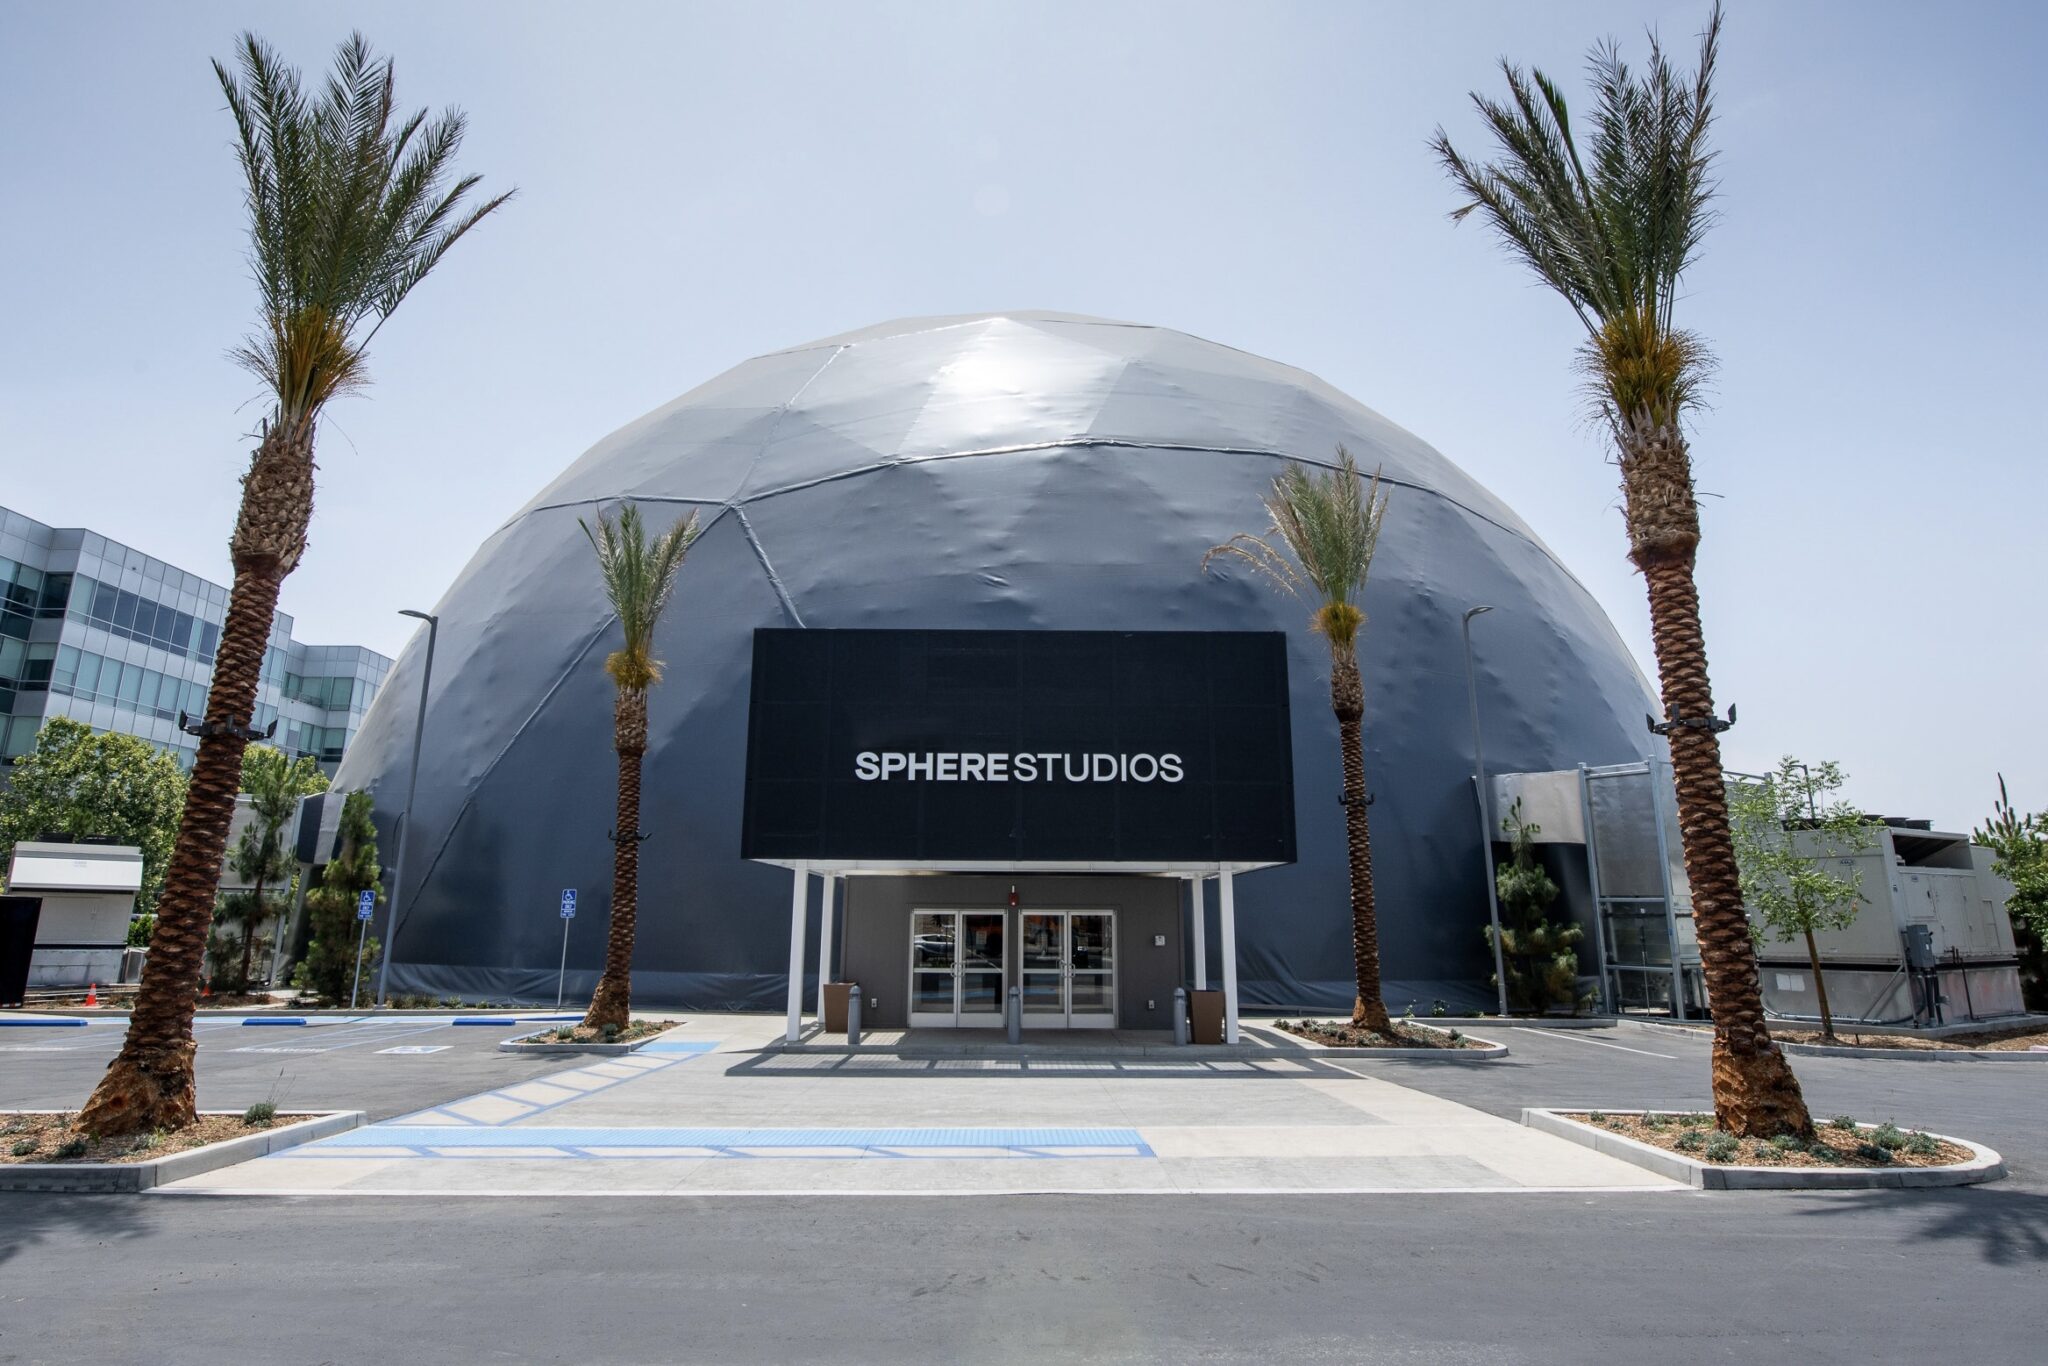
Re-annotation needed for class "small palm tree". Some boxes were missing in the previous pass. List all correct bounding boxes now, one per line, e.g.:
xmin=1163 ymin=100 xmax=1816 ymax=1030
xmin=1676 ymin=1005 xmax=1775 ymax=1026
xmin=80 ymin=33 xmax=509 ymax=1137
xmin=1432 ymin=3 xmax=1813 ymax=1136
xmin=581 ymin=503 xmax=702 ymax=1031
xmin=1206 ymin=447 xmax=1396 ymax=1034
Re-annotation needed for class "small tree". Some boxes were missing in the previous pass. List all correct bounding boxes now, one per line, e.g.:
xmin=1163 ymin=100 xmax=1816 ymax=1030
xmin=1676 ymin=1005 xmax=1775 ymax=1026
xmin=1488 ymin=799 xmax=1595 ymax=1016
xmin=0 ymin=717 xmax=187 ymax=915
xmin=235 ymin=744 xmax=327 ymax=985
xmin=291 ymin=790 xmax=382 ymax=1005
xmin=1974 ymin=775 xmax=2048 ymax=1009
xmin=1729 ymin=758 xmax=1873 ymax=1042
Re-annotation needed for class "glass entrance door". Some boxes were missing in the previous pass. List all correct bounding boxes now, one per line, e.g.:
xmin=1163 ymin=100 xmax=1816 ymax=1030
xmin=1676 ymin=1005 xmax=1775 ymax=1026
xmin=908 ymin=911 xmax=1006 ymax=1027
xmin=1019 ymin=911 xmax=1116 ymax=1029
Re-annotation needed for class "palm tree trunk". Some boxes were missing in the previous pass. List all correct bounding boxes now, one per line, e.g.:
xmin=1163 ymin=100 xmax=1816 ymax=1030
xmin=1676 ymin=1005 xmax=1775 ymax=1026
xmin=78 ymin=422 xmax=313 ymax=1137
xmin=1623 ymin=417 xmax=1812 ymax=1139
xmin=584 ymin=687 xmax=647 ymax=1031
xmin=1331 ymin=649 xmax=1394 ymax=1034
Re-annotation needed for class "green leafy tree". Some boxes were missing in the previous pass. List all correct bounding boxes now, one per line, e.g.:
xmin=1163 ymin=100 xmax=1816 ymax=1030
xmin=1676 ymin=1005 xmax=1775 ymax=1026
xmin=229 ymin=744 xmax=328 ymax=989
xmin=1729 ymin=758 xmax=1873 ymax=1043
xmin=1206 ymin=448 xmax=1397 ymax=1033
xmin=1974 ymin=776 xmax=2048 ymax=1009
xmin=1488 ymin=799 xmax=1595 ymax=1016
xmin=581 ymin=503 xmax=702 ymax=1031
xmin=1433 ymin=4 xmax=1815 ymax=1138
xmin=292 ymin=790 xmax=383 ymax=1005
xmin=0 ymin=717 xmax=187 ymax=917
xmin=84 ymin=32 xmax=510 ymax=1137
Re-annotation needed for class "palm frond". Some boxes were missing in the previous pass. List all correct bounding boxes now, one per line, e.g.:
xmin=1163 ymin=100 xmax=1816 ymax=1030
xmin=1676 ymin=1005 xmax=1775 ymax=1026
xmin=1205 ymin=446 xmax=1388 ymax=653
xmin=1434 ymin=3 xmax=1722 ymax=426
xmin=215 ymin=31 xmax=513 ymax=431
xmin=581 ymin=504 xmax=702 ymax=691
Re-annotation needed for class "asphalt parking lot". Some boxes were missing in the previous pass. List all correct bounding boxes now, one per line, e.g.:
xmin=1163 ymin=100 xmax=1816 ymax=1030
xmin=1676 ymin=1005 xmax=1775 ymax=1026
xmin=0 ymin=1012 xmax=580 ymax=1120
xmin=3 ymin=1015 xmax=2042 ymax=1364
xmin=1335 ymin=1020 xmax=2048 ymax=1194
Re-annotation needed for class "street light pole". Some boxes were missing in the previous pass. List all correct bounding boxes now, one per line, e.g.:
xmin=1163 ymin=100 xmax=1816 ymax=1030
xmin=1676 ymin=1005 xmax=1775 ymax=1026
xmin=375 ymin=609 xmax=438 ymax=1007
xmin=1463 ymin=605 xmax=1510 ymax=1017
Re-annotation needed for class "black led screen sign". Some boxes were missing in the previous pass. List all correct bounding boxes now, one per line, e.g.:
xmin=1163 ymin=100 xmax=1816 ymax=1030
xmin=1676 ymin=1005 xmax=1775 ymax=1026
xmin=741 ymin=629 xmax=1296 ymax=864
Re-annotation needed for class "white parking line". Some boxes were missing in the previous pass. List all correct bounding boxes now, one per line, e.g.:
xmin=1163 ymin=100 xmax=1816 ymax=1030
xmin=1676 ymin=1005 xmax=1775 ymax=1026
xmin=1512 ymin=1028 xmax=1676 ymax=1060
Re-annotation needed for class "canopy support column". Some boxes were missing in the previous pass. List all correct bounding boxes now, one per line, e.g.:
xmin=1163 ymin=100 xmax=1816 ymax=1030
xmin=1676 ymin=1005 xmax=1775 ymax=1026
xmin=1189 ymin=875 xmax=1208 ymax=990
xmin=785 ymin=863 xmax=809 ymax=1043
xmin=815 ymin=874 xmax=839 ymax=1019
xmin=1219 ymin=868 xmax=1240 ymax=1044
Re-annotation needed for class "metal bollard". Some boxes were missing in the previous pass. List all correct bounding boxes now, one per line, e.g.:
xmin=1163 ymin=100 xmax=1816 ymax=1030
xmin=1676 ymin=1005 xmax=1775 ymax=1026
xmin=1006 ymin=985 xmax=1022 ymax=1044
xmin=847 ymin=983 xmax=863 ymax=1046
xmin=1173 ymin=987 xmax=1189 ymax=1047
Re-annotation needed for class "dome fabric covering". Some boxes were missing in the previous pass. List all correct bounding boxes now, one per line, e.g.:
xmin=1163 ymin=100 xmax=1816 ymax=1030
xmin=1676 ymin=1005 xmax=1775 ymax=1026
xmin=335 ymin=311 xmax=1656 ymax=1010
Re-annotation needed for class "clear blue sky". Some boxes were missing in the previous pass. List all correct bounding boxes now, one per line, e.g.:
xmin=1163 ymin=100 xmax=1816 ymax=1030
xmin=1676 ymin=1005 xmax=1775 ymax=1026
xmin=3 ymin=1 xmax=2043 ymax=831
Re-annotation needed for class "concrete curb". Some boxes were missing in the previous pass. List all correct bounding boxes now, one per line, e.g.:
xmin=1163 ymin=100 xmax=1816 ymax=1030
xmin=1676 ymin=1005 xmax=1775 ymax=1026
xmin=0 ymin=1110 xmax=364 ymax=1194
xmin=1776 ymin=1042 xmax=2048 ymax=1062
xmin=767 ymin=1035 xmax=1508 ymax=1063
xmin=1521 ymin=1108 xmax=2006 ymax=1191
xmin=498 ymin=1025 xmax=688 ymax=1056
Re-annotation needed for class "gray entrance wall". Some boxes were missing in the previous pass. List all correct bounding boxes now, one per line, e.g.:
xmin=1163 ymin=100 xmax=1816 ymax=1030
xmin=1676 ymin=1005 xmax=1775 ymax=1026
xmin=838 ymin=874 xmax=1182 ymax=1031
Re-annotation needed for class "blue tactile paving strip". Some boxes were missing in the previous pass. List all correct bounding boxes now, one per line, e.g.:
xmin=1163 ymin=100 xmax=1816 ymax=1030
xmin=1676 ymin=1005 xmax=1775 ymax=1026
xmin=295 ymin=1125 xmax=1154 ymax=1160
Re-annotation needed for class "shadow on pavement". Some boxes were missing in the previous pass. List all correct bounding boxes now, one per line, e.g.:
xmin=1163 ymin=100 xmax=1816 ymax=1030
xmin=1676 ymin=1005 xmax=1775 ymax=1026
xmin=0 ymin=1191 xmax=157 ymax=1270
xmin=1788 ymin=1188 xmax=2048 ymax=1267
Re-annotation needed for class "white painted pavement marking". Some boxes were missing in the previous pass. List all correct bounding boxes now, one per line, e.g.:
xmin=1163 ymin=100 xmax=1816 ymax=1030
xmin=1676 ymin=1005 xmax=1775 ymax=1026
xmin=377 ymin=1045 xmax=453 ymax=1055
xmin=1512 ymin=1028 xmax=1676 ymax=1059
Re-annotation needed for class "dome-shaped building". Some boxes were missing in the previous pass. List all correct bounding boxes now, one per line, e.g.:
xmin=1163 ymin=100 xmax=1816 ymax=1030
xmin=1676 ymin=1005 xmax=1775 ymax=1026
xmin=336 ymin=312 xmax=1657 ymax=1015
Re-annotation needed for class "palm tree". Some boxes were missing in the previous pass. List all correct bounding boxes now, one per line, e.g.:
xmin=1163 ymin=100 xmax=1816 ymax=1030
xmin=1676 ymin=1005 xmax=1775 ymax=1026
xmin=1432 ymin=4 xmax=1813 ymax=1136
xmin=1206 ymin=448 xmax=1396 ymax=1034
xmin=581 ymin=503 xmax=702 ymax=1031
xmin=78 ymin=33 xmax=510 ymax=1137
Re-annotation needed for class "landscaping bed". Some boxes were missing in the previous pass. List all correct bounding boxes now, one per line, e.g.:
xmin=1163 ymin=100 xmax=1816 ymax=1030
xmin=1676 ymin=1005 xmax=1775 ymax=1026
xmin=1275 ymin=1018 xmax=1490 ymax=1050
xmin=527 ymin=1018 xmax=682 ymax=1046
xmin=1768 ymin=1025 xmax=2048 ymax=1052
xmin=1 ymin=1107 xmax=305 ymax=1165
xmin=1564 ymin=1111 xmax=1972 ymax=1169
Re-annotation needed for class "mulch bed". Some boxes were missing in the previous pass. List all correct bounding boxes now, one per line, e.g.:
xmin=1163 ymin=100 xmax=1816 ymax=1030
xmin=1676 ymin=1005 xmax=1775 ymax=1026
xmin=1767 ymin=1025 xmax=2048 ymax=1052
xmin=1275 ymin=1018 xmax=1488 ymax=1050
xmin=1566 ymin=1111 xmax=1973 ymax=1168
xmin=527 ymin=1019 xmax=683 ymax=1045
xmin=0 ymin=1111 xmax=306 ymax=1165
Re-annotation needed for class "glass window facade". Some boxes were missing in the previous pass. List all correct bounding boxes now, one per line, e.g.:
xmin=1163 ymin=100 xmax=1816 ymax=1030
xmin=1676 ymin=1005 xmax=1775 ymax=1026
xmin=1 ymin=503 xmax=390 ymax=777
xmin=67 ymin=573 xmax=219 ymax=663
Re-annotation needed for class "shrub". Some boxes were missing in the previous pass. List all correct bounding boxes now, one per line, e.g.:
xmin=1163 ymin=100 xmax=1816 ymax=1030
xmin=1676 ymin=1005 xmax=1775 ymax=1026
xmin=1829 ymin=1115 xmax=1857 ymax=1131
xmin=1769 ymin=1133 xmax=1804 ymax=1153
xmin=1447 ymin=1029 xmax=1463 ymax=1043
xmin=1855 ymin=1142 xmax=1892 ymax=1164
xmin=601 ymin=1022 xmax=622 ymax=1043
xmin=10 ymin=1139 xmax=37 ymax=1157
xmin=1871 ymin=1122 xmax=1906 ymax=1151
xmin=55 ymin=1137 xmax=89 ymax=1160
xmin=1674 ymin=1130 xmax=1704 ymax=1152
xmin=1703 ymin=1133 xmax=1740 ymax=1163
xmin=1586 ymin=1111 xmax=1607 ymax=1125
xmin=1903 ymin=1131 xmax=1941 ymax=1157
xmin=1644 ymin=1112 xmax=1667 ymax=1129
xmin=243 ymin=1102 xmax=277 ymax=1127
xmin=1678 ymin=1112 xmax=1707 ymax=1129
xmin=1431 ymin=999 xmax=1448 ymax=1017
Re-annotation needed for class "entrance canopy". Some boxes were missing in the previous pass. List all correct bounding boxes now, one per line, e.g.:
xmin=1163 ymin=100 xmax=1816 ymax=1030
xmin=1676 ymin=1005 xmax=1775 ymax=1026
xmin=741 ymin=628 xmax=1298 ymax=1045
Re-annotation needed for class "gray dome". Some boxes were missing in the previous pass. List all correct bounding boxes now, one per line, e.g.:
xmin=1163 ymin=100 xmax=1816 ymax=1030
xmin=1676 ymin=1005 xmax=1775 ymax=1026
xmin=337 ymin=311 xmax=1657 ymax=1009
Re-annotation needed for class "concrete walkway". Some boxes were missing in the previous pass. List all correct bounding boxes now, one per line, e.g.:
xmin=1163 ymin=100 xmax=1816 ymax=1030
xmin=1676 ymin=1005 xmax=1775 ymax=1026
xmin=163 ymin=1013 xmax=1678 ymax=1197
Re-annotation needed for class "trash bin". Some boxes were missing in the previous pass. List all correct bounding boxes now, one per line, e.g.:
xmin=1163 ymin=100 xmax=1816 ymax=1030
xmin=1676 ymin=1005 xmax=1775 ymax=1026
xmin=1188 ymin=988 xmax=1225 ymax=1045
xmin=823 ymin=981 xmax=855 ymax=1033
